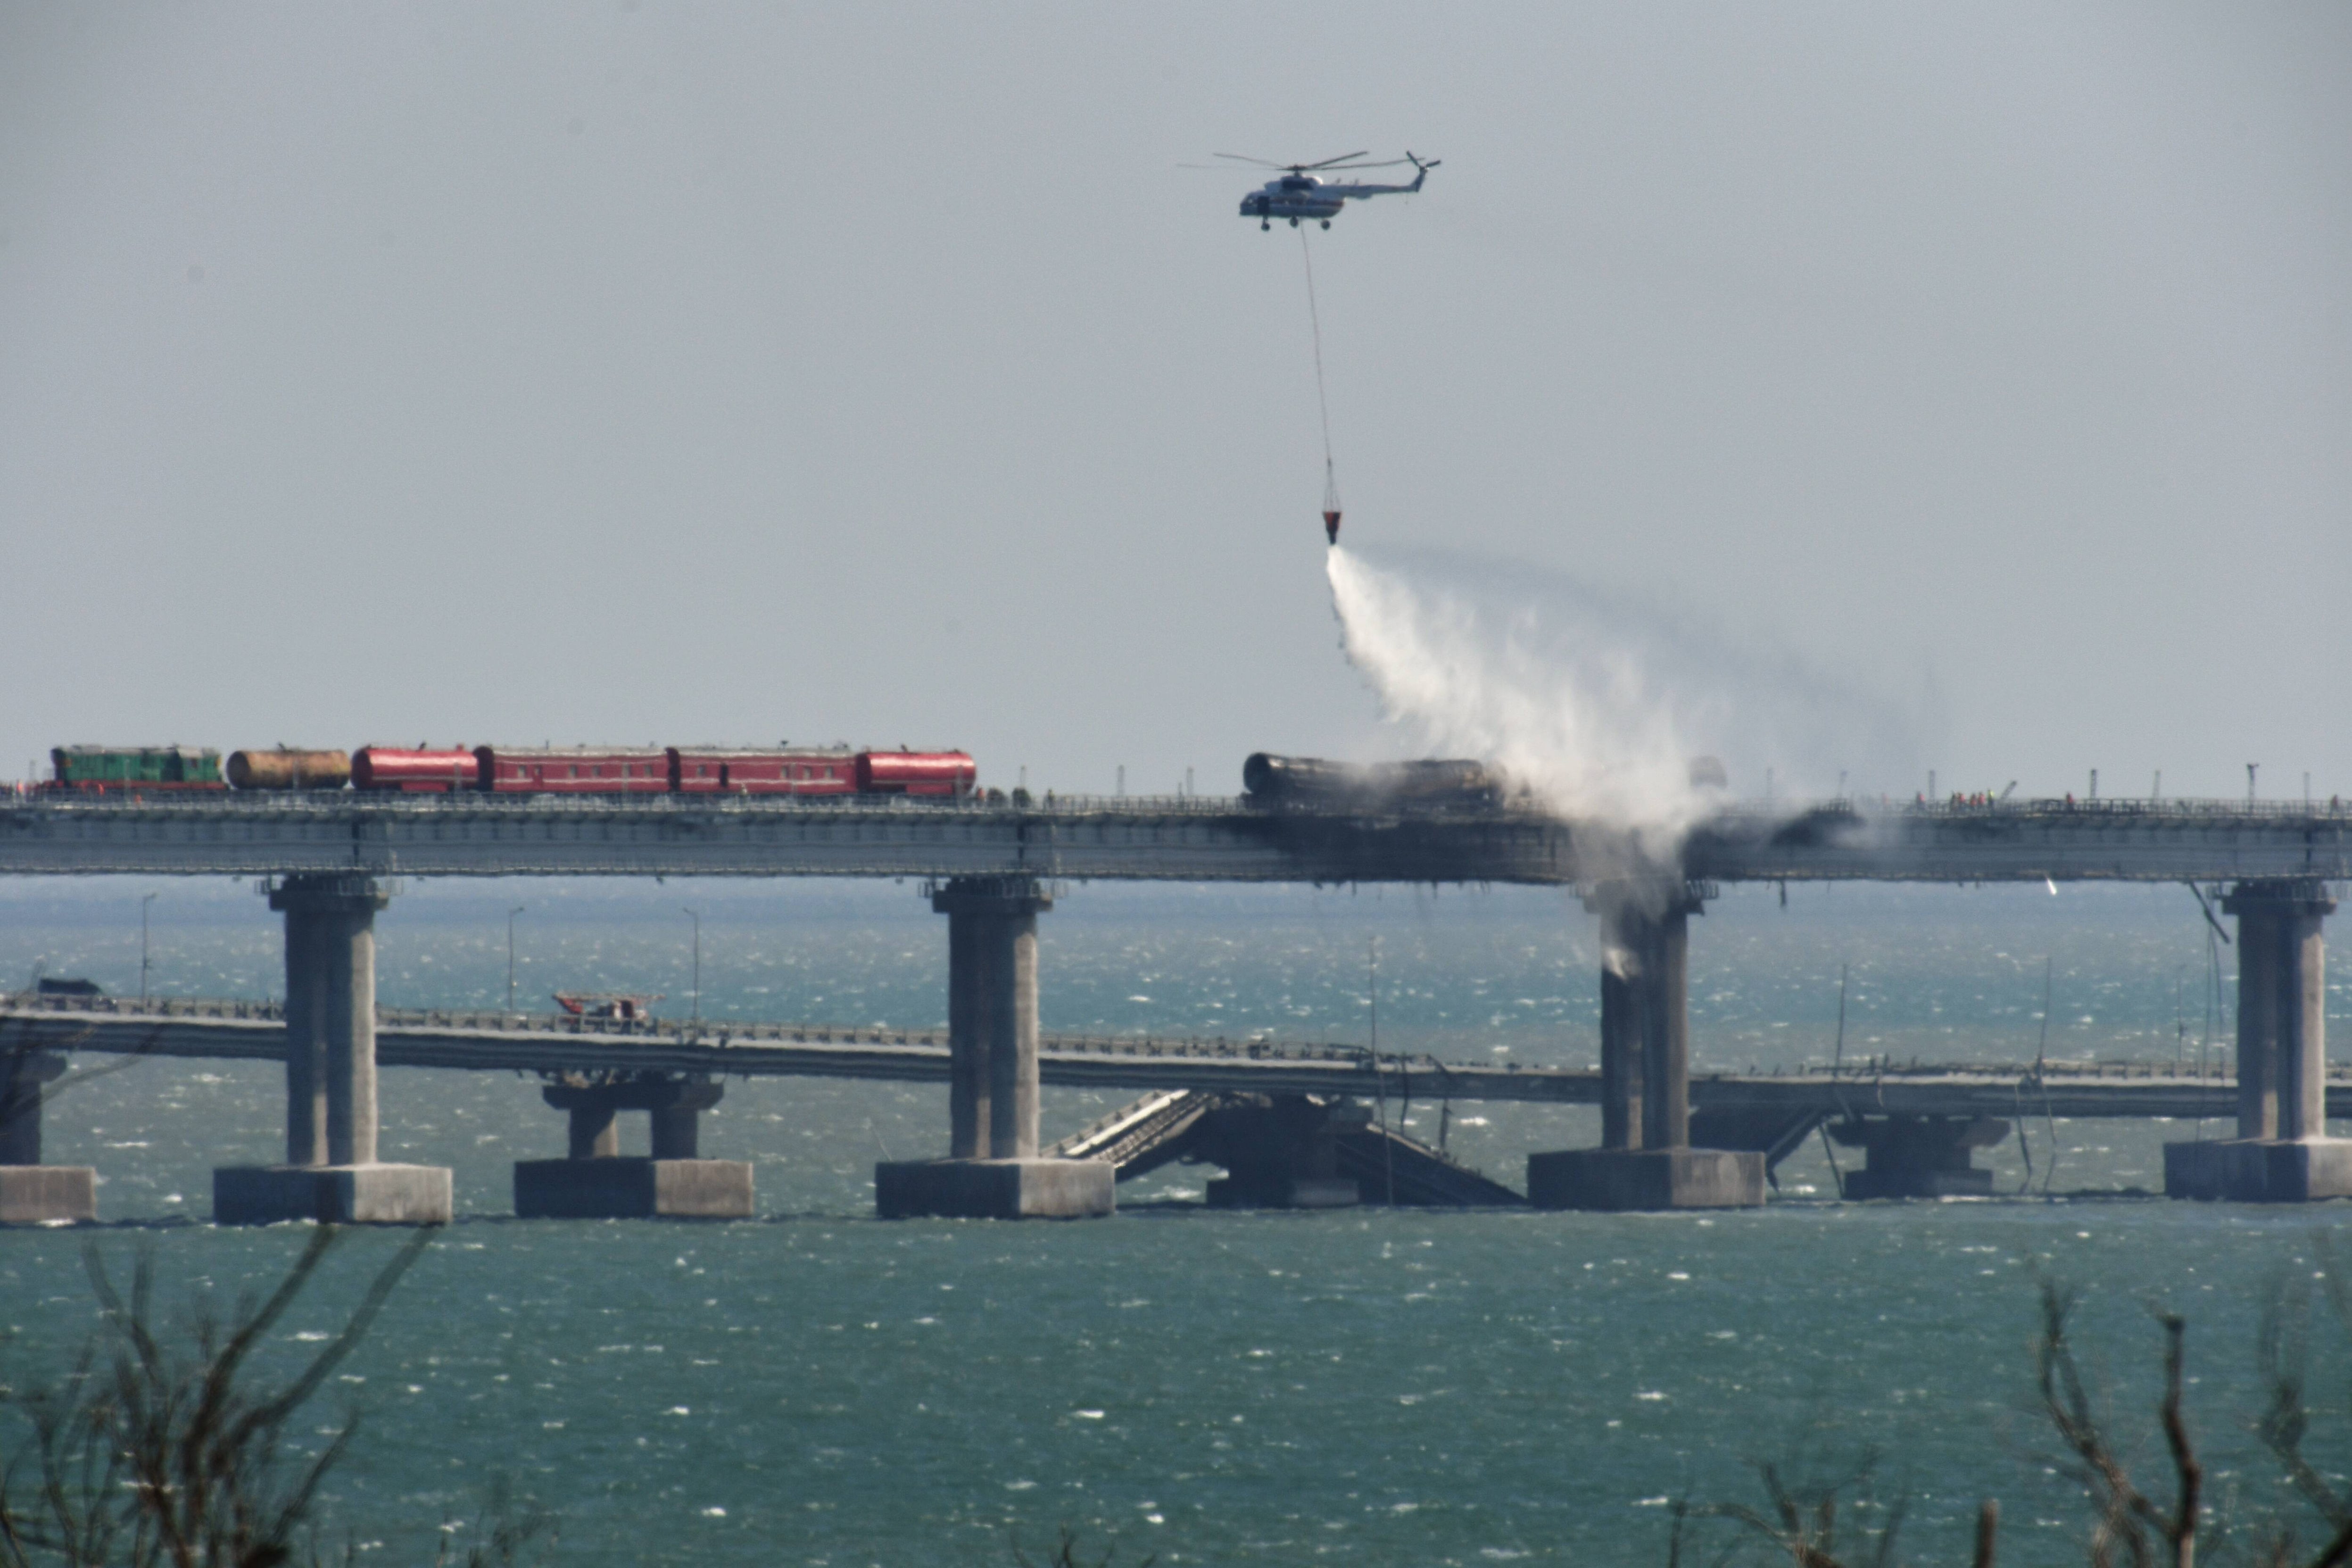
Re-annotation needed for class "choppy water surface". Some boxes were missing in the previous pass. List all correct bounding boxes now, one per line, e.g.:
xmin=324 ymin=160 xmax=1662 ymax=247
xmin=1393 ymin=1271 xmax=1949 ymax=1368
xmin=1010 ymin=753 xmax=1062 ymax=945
xmin=3 ymin=879 xmax=2348 ymax=1564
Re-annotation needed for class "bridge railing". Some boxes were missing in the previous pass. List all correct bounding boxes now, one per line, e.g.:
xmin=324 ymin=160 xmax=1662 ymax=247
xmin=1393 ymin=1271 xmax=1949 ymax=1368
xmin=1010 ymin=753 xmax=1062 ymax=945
xmin=1716 ymin=796 xmax=2352 ymax=822
xmin=10 ymin=780 xmax=2349 ymax=830
xmin=16 ymin=992 xmax=2352 ymax=1085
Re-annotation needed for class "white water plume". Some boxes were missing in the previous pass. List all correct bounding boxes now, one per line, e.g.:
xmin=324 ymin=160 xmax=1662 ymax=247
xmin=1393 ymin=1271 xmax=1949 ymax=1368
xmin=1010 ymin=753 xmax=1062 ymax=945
xmin=1324 ymin=546 xmax=1923 ymax=857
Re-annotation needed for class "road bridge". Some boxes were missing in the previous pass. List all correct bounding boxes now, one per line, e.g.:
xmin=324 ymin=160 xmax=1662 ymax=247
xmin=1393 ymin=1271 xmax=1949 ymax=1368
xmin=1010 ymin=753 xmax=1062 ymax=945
xmin=2 ymin=791 xmax=2346 ymax=1219
xmin=2 ymin=992 xmax=2335 ymax=1214
xmin=9 ymin=991 xmax=2321 ymax=1115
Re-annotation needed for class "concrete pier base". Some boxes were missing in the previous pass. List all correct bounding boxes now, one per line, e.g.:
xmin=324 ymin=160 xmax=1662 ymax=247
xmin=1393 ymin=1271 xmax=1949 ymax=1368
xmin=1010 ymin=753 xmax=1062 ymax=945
xmin=513 ymin=1157 xmax=754 ymax=1219
xmin=2166 ymin=883 xmax=2346 ymax=1203
xmin=1526 ymin=1148 xmax=1766 ymax=1211
xmin=1832 ymin=1115 xmax=2009 ymax=1200
xmin=1193 ymin=1094 xmax=1366 ymax=1209
xmin=875 ymin=1158 xmax=1115 ymax=1220
xmin=0 ymin=1166 xmax=96 ymax=1225
xmin=219 ymin=876 xmax=453 ymax=1227
xmin=213 ymin=1163 xmax=453 ymax=1225
xmin=517 ymin=1076 xmax=742 ymax=1218
xmin=2164 ymin=1138 xmax=2352 ymax=1203
xmin=1525 ymin=885 xmax=1764 ymax=1212
xmin=2 ymin=1049 xmax=92 ymax=1223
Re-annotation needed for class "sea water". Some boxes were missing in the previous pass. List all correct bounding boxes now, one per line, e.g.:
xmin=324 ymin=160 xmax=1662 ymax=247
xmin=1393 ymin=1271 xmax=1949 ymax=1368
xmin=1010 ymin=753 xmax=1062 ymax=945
xmin=1 ymin=878 xmax=2347 ymax=1565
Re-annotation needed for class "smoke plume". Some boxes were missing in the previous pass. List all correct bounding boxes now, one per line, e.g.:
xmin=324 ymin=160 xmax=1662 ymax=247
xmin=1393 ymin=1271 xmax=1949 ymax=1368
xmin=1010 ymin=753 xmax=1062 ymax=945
xmin=1324 ymin=546 xmax=1923 ymax=861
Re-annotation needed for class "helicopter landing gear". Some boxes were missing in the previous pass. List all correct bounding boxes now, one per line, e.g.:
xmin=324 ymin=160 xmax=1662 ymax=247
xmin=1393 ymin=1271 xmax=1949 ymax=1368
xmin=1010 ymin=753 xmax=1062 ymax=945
xmin=1288 ymin=216 xmax=1299 ymax=228
xmin=1319 ymin=219 xmax=1330 ymax=230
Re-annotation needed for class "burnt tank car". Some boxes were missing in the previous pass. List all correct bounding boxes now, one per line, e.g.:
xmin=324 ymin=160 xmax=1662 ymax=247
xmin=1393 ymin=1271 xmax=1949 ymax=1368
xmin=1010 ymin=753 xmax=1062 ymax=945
xmin=1242 ymin=753 xmax=1504 ymax=809
xmin=225 ymin=749 xmax=352 ymax=790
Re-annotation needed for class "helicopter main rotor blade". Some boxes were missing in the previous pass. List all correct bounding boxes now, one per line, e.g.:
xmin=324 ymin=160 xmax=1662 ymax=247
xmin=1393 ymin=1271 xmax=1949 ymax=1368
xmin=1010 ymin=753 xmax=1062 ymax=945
xmin=1296 ymin=150 xmax=1372 ymax=170
xmin=1213 ymin=152 xmax=1290 ymax=167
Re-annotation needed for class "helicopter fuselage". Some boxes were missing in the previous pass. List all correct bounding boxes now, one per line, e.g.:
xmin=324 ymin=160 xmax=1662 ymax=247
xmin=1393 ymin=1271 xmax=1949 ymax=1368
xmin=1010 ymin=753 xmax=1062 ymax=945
xmin=1237 ymin=162 xmax=1430 ymax=227
xmin=1239 ymin=174 xmax=1346 ymax=224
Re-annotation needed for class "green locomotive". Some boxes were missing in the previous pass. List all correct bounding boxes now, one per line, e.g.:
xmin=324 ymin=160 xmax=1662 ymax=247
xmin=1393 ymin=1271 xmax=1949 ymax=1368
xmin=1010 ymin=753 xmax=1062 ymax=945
xmin=48 ymin=746 xmax=226 ymax=791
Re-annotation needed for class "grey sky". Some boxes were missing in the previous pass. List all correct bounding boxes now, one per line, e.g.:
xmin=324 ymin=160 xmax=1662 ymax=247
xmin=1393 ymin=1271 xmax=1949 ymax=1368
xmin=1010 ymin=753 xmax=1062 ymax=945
xmin=2 ymin=4 xmax=2344 ymax=803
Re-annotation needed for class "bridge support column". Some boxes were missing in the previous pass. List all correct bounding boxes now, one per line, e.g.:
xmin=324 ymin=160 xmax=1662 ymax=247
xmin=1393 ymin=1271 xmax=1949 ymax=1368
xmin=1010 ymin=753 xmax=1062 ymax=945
xmin=514 ymin=1075 xmax=752 ymax=1218
xmin=1200 ymin=1095 xmax=1365 ymax=1209
xmin=2166 ymin=880 xmax=2352 ymax=1202
xmin=1833 ymin=1115 xmax=2010 ymax=1199
xmin=876 ymin=877 xmax=1112 ymax=1219
xmin=214 ymin=876 xmax=452 ymax=1225
xmin=1528 ymin=886 xmax=1765 ymax=1211
xmin=0 ymin=1050 xmax=95 ymax=1224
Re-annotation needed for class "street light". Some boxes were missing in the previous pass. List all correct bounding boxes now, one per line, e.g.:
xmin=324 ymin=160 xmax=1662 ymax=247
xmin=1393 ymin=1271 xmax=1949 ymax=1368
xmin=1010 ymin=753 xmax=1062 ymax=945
xmin=507 ymin=906 xmax=526 ymax=1013
xmin=140 ymin=892 xmax=157 ymax=1004
xmin=683 ymin=907 xmax=700 ymax=1022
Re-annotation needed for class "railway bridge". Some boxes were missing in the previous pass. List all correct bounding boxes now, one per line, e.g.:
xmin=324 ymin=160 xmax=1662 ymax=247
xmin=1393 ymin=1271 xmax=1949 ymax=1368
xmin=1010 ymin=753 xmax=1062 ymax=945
xmin=0 ymin=790 xmax=2345 ymax=1221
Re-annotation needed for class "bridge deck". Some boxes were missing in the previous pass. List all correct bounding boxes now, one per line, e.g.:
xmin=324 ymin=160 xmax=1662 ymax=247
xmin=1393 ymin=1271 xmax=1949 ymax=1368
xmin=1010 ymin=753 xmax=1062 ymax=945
xmin=1 ymin=792 xmax=2345 ymax=883
xmin=2 ymin=997 xmax=2315 ymax=1120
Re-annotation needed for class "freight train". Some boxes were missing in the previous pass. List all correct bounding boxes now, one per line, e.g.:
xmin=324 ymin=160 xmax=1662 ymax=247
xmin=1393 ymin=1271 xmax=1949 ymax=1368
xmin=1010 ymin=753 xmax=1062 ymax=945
xmin=41 ymin=744 xmax=976 ymax=799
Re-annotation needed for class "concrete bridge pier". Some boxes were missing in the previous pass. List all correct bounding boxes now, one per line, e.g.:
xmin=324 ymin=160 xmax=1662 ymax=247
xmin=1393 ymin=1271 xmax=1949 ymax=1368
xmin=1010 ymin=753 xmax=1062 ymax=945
xmin=1527 ymin=885 xmax=1765 ymax=1210
xmin=213 ymin=876 xmax=452 ymax=1224
xmin=1198 ymin=1094 xmax=1365 ymax=1209
xmin=876 ymin=876 xmax=1113 ymax=1219
xmin=0 ymin=1049 xmax=95 ymax=1224
xmin=513 ymin=1074 xmax=753 ymax=1218
xmin=1833 ymin=1115 xmax=2011 ymax=1199
xmin=2166 ymin=879 xmax=2352 ymax=1202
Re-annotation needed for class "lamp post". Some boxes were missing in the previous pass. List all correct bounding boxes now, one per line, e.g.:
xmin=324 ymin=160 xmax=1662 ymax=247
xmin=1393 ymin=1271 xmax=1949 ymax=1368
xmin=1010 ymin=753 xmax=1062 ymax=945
xmin=140 ymin=892 xmax=157 ymax=1004
xmin=507 ymin=906 xmax=525 ymax=1013
xmin=683 ymin=907 xmax=700 ymax=1022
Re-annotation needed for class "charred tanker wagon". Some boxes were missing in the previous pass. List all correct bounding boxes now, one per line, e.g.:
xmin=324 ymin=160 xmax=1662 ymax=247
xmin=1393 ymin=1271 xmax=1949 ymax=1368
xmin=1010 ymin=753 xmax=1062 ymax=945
xmin=225 ymin=749 xmax=352 ymax=790
xmin=1242 ymin=753 xmax=1505 ymax=809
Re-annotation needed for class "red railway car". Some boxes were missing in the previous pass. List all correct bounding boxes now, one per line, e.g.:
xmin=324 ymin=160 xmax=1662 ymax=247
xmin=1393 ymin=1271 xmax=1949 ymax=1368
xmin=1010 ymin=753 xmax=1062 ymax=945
xmin=475 ymin=746 xmax=670 ymax=794
xmin=856 ymin=750 xmax=977 ymax=797
xmin=343 ymin=741 xmax=977 ymax=799
xmin=351 ymin=747 xmax=481 ymax=792
xmin=670 ymin=747 xmax=857 ymax=796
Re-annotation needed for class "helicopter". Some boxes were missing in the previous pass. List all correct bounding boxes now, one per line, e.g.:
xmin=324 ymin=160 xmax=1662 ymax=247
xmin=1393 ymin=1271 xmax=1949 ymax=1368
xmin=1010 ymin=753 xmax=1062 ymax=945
xmin=1223 ymin=150 xmax=1439 ymax=230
